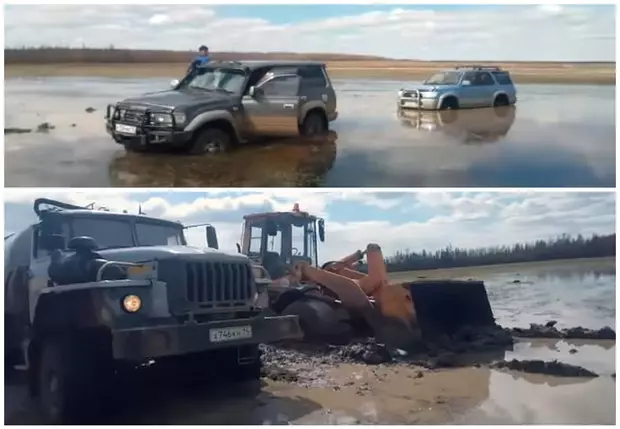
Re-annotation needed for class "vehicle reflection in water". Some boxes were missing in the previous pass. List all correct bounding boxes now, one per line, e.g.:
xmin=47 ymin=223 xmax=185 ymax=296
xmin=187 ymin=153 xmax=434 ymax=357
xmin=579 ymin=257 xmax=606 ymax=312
xmin=397 ymin=106 xmax=517 ymax=145
xmin=109 ymin=132 xmax=339 ymax=187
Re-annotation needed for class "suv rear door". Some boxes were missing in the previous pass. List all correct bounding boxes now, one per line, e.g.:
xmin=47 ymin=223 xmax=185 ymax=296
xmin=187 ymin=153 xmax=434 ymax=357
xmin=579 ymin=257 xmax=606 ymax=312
xmin=242 ymin=69 xmax=301 ymax=136
xmin=298 ymin=65 xmax=337 ymax=119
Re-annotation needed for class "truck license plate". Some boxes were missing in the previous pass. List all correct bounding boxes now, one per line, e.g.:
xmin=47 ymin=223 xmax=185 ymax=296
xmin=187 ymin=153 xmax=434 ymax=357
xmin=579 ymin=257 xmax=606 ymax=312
xmin=209 ymin=326 xmax=252 ymax=343
xmin=115 ymin=124 xmax=137 ymax=134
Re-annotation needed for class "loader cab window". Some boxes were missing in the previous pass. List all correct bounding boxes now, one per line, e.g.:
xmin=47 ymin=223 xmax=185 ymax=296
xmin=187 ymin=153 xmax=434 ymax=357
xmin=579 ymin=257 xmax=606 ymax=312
xmin=248 ymin=226 xmax=263 ymax=256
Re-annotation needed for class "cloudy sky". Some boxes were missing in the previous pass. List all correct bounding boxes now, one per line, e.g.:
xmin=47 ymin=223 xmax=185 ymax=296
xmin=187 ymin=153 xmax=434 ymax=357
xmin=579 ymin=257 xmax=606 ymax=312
xmin=4 ymin=4 xmax=615 ymax=61
xmin=4 ymin=190 xmax=615 ymax=263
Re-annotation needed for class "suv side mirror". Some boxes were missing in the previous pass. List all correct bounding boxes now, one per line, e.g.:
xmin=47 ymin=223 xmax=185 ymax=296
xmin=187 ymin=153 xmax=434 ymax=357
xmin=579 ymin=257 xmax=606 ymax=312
xmin=248 ymin=86 xmax=263 ymax=98
xmin=206 ymin=225 xmax=219 ymax=249
xmin=318 ymin=219 xmax=325 ymax=242
xmin=462 ymin=80 xmax=471 ymax=86
xmin=41 ymin=234 xmax=66 ymax=251
xmin=170 ymin=79 xmax=180 ymax=88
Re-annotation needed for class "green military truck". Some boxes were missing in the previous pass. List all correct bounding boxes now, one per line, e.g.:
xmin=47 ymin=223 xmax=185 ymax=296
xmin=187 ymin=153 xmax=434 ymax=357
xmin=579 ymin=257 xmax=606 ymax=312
xmin=4 ymin=198 xmax=302 ymax=423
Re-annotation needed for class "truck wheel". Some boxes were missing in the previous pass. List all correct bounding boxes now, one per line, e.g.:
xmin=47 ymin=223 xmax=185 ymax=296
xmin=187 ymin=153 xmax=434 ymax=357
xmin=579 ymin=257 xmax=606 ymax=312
xmin=282 ymin=299 xmax=352 ymax=345
xmin=300 ymin=111 xmax=327 ymax=137
xmin=188 ymin=128 xmax=231 ymax=155
xmin=38 ymin=338 xmax=111 ymax=424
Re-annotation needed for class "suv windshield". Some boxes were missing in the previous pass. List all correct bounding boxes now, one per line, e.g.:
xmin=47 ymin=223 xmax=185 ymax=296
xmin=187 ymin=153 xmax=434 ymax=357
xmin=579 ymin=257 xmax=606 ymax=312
xmin=181 ymin=67 xmax=247 ymax=94
xmin=61 ymin=217 xmax=185 ymax=250
xmin=424 ymin=71 xmax=461 ymax=85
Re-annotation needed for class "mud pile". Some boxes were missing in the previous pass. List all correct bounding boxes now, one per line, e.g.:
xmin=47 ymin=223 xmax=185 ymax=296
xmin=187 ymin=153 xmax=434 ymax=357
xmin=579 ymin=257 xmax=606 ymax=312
xmin=507 ymin=321 xmax=616 ymax=340
xmin=492 ymin=359 xmax=599 ymax=378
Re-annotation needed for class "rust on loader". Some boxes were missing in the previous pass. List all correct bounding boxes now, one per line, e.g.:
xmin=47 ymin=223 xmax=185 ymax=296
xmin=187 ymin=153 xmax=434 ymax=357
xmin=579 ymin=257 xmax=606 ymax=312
xmin=241 ymin=203 xmax=497 ymax=350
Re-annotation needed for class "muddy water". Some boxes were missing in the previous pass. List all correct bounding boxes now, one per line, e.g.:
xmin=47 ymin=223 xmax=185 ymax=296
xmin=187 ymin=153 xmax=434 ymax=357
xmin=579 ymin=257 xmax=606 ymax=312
xmin=4 ymin=260 xmax=615 ymax=424
xmin=4 ymin=77 xmax=615 ymax=187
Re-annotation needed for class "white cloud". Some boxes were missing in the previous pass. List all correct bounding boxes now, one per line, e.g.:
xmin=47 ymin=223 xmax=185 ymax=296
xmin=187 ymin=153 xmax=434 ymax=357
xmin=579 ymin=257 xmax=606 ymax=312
xmin=3 ymin=5 xmax=615 ymax=61
xmin=4 ymin=190 xmax=615 ymax=264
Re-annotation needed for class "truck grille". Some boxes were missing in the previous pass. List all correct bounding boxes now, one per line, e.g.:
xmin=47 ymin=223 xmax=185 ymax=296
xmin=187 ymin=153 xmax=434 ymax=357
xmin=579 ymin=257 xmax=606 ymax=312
xmin=185 ymin=262 xmax=254 ymax=307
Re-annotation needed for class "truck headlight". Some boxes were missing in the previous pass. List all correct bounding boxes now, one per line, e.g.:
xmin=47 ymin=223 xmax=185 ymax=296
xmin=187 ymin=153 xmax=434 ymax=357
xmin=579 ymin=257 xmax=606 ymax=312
xmin=149 ymin=113 xmax=173 ymax=126
xmin=122 ymin=294 xmax=142 ymax=313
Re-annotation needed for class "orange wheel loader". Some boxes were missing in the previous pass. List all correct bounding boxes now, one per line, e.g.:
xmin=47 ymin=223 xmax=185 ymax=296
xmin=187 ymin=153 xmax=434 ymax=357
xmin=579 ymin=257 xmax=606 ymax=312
xmin=239 ymin=204 xmax=497 ymax=351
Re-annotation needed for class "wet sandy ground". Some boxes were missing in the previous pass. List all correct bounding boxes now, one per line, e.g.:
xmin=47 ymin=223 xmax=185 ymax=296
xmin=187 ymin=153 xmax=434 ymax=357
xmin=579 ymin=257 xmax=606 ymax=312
xmin=4 ymin=77 xmax=615 ymax=188
xmin=5 ymin=338 xmax=615 ymax=425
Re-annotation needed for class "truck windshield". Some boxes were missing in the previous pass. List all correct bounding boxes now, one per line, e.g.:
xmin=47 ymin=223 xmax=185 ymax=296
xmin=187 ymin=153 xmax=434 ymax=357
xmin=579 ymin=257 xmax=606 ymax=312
xmin=182 ymin=68 xmax=247 ymax=94
xmin=67 ymin=218 xmax=184 ymax=249
xmin=424 ymin=71 xmax=461 ymax=85
xmin=135 ymin=222 xmax=184 ymax=246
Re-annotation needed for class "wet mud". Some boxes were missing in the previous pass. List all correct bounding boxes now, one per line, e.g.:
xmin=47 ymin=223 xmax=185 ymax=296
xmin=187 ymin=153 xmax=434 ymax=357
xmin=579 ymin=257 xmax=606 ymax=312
xmin=4 ymin=78 xmax=616 ymax=187
xmin=491 ymin=359 xmax=599 ymax=377
xmin=508 ymin=322 xmax=616 ymax=340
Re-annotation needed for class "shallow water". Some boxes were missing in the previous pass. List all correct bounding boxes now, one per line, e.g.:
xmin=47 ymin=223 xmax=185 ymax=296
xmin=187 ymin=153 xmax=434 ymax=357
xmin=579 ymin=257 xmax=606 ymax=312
xmin=4 ymin=77 xmax=615 ymax=187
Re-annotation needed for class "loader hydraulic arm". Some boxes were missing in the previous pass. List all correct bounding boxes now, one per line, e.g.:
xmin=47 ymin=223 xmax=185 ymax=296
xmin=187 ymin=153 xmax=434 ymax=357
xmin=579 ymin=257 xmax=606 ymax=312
xmin=294 ymin=244 xmax=421 ymax=347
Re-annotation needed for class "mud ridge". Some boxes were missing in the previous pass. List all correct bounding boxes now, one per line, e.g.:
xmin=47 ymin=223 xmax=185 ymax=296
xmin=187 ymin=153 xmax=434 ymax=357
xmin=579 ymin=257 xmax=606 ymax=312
xmin=507 ymin=321 xmax=616 ymax=340
xmin=491 ymin=359 xmax=599 ymax=377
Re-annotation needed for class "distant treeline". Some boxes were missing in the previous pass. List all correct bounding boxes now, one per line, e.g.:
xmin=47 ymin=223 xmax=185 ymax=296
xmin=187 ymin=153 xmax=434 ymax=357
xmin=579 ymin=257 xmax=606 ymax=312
xmin=4 ymin=47 xmax=386 ymax=64
xmin=364 ymin=233 xmax=615 ymax=272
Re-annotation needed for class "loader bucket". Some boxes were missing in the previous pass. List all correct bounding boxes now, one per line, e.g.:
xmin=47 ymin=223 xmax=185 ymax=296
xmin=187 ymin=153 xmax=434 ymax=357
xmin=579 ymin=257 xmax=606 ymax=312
xmin=408 ymin=280 xmax=495 ymax=341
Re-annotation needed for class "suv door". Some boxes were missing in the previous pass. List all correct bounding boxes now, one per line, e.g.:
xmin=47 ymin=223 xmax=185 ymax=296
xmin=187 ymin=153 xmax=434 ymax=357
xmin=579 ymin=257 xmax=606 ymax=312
xmin=298 ymin=65 xmax=337 ymax=120
xmin=471 ymin=71 xmax=497 ymax=107
xmin=242 ymin=73 xmax=302 ymax=136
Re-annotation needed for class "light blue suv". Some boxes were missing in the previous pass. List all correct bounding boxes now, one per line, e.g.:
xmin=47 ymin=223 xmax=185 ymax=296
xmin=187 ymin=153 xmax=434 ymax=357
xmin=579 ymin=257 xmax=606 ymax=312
xmin=397 ymin=65 xmax=517 ymax=110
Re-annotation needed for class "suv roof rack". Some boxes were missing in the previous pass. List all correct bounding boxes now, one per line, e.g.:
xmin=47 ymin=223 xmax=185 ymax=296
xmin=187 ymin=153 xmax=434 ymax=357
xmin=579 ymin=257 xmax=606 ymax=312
xmin=455 ymin=65 xmax=502 ymax=72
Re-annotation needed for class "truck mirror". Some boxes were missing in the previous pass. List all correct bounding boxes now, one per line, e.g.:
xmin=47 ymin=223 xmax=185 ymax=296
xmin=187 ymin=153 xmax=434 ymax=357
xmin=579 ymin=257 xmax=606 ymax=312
xmin=42 ymin=234 xmax=66 ymax=251
xmin=318 ymin=219 xmax=325 ymax=242
xmin=265 ymin=219 xmax=278 ymax=236
xmin=206 ymin=225 xmax=219 ymax=249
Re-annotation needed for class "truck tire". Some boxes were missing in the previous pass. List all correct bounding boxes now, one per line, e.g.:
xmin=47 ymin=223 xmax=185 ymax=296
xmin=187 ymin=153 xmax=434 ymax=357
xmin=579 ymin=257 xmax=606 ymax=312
xmin=282 ymin=298 xmax=352 ymax=345
xmin=188 ymin=127 xmax=231 ymax=155
xmin=38 ymin=337 xmax=112 ymax=424
xmin=300 ymin=111 xmax=327 ymax=137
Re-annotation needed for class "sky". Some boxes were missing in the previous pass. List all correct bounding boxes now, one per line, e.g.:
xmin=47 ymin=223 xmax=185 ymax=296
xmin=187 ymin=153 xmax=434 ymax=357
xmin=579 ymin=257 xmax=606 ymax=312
xmin=4 ymin=190 xmax=615 ymax=263
xmin=3 ymin=4 xmax=615 ymax=61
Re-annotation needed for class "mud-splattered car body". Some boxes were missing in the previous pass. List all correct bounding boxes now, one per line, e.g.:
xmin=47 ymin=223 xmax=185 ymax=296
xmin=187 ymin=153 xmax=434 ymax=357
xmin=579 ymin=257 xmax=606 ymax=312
xmin=397 ymin=66 xmax=517 ymax=111
xmin=105 ymin=61 xmax=338 ymax=153
xmin=4 ymin=198 xmax=302 ymax=423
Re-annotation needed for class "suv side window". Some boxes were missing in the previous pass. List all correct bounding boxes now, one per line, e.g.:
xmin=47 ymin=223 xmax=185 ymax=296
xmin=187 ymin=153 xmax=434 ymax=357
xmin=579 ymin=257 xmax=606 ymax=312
xmin=258 ymin=75 xmax=301 ymax=97
xmin=299 ymin=65 xmax=328 ymax=88
xmin=492 ymin=71 xmax=513 ymax=85
xmin=473 ymin=72 xmax=495 ymax=86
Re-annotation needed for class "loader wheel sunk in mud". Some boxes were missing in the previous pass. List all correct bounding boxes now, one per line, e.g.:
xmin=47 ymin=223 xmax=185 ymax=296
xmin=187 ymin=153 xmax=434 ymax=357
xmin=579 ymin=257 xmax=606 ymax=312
xmin=282 ymin=298 xmax=352 ymax=345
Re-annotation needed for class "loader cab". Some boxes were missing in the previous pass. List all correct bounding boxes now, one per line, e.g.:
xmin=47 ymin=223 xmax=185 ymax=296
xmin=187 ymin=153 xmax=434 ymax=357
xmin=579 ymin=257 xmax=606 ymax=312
xmin=241 ymin=204 xmax=325 ymax=279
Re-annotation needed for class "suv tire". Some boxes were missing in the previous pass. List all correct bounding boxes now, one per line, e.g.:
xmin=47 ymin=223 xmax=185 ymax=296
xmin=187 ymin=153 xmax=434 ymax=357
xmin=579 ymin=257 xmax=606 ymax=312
xmin=439 ymin=97 xmax=459 ymax=110
xmin=493 ymin=94 xmax=510 ymax=107
xmin=38 ymin=337 xmax=111 ymax=424
xmin=301 ymin=111 xmax=327 ymax=137
xmin=188 ymin=127 xmax=231 ymax=155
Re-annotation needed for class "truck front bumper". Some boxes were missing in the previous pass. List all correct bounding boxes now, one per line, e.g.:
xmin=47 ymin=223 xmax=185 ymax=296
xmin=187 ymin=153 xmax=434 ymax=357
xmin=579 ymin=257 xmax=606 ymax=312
xmin=112 ymin=314 xmax=302 ymax=361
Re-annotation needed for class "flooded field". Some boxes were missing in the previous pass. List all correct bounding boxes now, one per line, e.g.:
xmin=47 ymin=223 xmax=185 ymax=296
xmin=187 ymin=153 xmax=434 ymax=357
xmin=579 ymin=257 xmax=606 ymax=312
xmin=5 ymin=258 xmax=615 ymax=424
xmin=4 ymin=77 xmax=615 ymax=188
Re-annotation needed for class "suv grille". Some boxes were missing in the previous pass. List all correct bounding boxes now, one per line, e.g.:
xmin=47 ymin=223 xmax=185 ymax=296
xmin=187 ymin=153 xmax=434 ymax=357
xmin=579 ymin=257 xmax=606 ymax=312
xmin=119 ymin=109 xmax=145 ymax=124
xmin=185 ymin=262 xmax=254 ymax=307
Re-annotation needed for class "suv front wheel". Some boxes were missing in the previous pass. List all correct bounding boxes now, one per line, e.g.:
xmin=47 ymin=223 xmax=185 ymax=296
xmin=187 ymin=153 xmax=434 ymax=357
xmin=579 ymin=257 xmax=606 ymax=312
xmin=188 ymin=128 xmax=232 ymax=155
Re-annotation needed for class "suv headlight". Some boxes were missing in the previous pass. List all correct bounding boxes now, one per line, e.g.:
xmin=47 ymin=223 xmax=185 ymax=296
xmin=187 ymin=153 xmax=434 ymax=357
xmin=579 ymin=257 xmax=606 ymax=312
xmin=106 ymin=104 xmax=117 ymax=119
xmin=149 ymin=113 xmax=174 ymax=126
xmin=398 ymin=89 xmax=405 ymax=97
xmin=422 ymin=92 xmax=439 ymax=98
xmin=173 ymin=112 xmax=186 ymax=125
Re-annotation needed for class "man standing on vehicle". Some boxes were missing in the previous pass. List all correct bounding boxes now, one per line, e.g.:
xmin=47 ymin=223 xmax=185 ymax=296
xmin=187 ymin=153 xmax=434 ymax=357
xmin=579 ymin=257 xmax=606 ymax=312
xmin=187 ymin=45 xmax=210 ymax=75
